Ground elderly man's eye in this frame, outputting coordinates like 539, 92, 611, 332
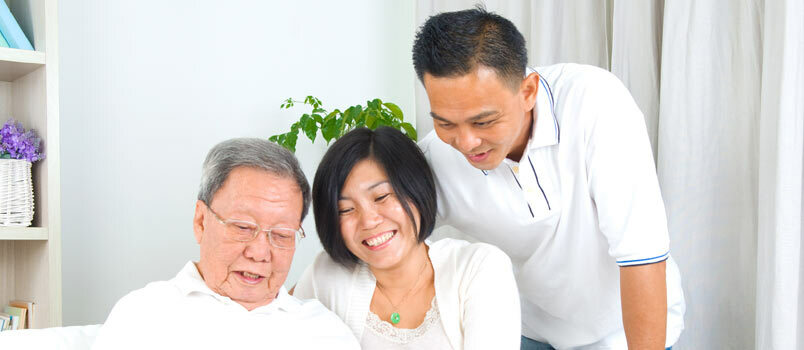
233, 223, 254, 231
273, 230, 294, 240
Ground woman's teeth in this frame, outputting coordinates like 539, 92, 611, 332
365, 232, 394, 247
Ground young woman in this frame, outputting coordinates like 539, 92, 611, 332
293, 127, 520, 349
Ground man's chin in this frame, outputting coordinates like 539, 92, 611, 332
465, 155, 501, 171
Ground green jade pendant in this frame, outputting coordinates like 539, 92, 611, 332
390, 312, 401, 324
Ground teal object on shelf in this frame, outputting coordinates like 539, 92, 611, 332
0, 1, 32, 50
0, 31, 9, 48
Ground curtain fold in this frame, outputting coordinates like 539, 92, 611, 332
657, 1, 762, 348
610, 1, 663, 161
415, 1, 802, 348
755, 0, 804, 349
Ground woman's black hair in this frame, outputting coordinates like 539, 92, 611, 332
312, 127, 437, 267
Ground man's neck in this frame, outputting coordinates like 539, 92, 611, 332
507, 108, 535, 162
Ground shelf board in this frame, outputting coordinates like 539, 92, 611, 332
0, 226, 48, 240
0, 47, 46, 82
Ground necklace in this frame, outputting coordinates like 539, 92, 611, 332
375, 258, 429, 325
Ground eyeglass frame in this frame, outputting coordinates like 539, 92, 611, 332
204, 202, 305, 250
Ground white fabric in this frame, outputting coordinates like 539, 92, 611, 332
658, 2, 762, 349
417, 1, 804, 348
91, 261, 359, 350
420, 64, 684, 349
294, 238, 521, 350
755, 1, 804, 349
0, 324, 102, 350
362, 298, 453, 349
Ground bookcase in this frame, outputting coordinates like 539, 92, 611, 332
0, 0, 61, 328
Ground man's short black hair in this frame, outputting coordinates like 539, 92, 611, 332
312, 127, 437, 267
412, 5, 528, 89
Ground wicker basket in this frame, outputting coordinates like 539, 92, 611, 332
0, 159, 34, 226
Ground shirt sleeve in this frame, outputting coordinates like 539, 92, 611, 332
583, 68, 670, 266
461, 244, 521, 350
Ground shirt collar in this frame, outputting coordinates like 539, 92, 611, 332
173, 261, 301, 313
526, 67, 561, 150
494, 68, 560, 172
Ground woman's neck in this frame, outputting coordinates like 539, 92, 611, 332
370, 243, 431, 292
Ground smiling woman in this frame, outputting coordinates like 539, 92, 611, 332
293, 127, 522, 349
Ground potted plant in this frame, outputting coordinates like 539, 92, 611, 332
0, 119, 45, 227
269, 96, 416, 152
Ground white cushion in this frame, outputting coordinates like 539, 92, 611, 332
0, 324, 101, 350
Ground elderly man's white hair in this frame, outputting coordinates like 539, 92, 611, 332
197, 138, 311, 220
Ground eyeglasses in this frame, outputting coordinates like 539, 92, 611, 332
205, 204, 305, 250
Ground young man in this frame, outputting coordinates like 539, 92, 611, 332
414, 8, 684, 350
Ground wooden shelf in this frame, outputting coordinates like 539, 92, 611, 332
0, 226, 48, 240
0, 47, 46, 82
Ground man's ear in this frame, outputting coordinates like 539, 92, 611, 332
520, 72, 540, 111
193, 200, 206, 244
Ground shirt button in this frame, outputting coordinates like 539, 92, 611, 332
512, 166, 519, 174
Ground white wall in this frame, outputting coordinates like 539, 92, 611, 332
59, 0, 416, 326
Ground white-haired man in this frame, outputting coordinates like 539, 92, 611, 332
92, 138, 359, 349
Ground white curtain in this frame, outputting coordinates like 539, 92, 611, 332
415, 1, 804, 348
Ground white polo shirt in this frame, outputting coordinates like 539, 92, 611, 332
420, 63, 685, 349
92, 261, 360, 350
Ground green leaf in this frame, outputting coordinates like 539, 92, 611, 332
345, 106, 362, 125
325, 110, 339, 122
285, 131, 298, 152
312, 113, 323, 124
367, 99, 381, 110
300, 114, 317, 142
383, 102, 403, 121
365, 111, 377, 129
355, 110, 367, 128
336, 117, 348, 138
401, 122, 417, 141
281, 98, 294, 109
321, 116, 338, 143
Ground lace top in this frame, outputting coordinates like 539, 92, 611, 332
360, 298, 454, 349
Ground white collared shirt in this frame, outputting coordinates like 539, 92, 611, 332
92, 261, 359, 350
420, 63, 685, 349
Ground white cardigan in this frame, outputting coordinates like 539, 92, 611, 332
294, 238, 521, 350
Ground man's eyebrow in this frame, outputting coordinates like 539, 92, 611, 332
338, 181, 389, 200
430, 110, 498, 123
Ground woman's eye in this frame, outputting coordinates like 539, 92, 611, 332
338, 208, 353, 215
376, 193, 391, 202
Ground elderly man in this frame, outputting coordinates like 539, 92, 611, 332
92, 138, 359, 349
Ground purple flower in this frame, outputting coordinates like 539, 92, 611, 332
0, 119, 45, 163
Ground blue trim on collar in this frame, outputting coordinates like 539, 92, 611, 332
535, 71, 560, 144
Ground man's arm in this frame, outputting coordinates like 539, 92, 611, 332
620, 260, 667, 349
